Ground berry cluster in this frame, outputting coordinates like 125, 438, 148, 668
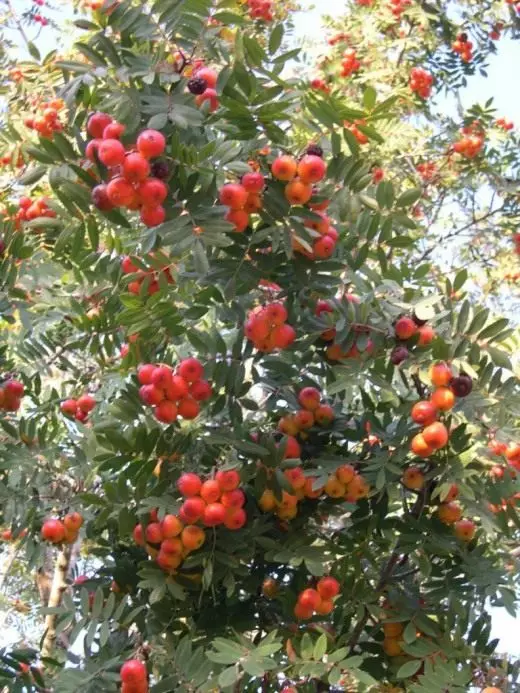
121, 255, 175, 296
453, 121, 484, 159
137, 358, 211, 424
219, 169, 265, 233
120, 660, 148, 693
310, 78, 330, 94
294, 576, 340, 620
416, 161, 438, 182
391, 314, 436, 365
437, 497, 476, 542
293, 209, 338, 260
86, 112, 168, 227
0, 378, 25, 413
340, 49, 361, 77
41, 513, 84, 544
259, 462, 370, 520
187, 66, 219, 112
244, 302, 296, 352
271, 152, 326, 205
278, 387, 335, 440
24, 99, 65, 138
387, 0, 411, 17
410, 362, 472, 458
496, 117, 514, 131
133, 509, 206, 573
246, 0, 274, 21
178, 470, 247, 529
60, 393, 96, 423
14, 196, 56, 229
409, 67, 434, 99
488, 437, 520, 473
452, 32, 473, 62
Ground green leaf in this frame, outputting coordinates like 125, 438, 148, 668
396, 659, 422, 679
313, 633, 327, 660
269, 24, 284, 54
396, 188, 422, 207
218, 666, 239, 687
363, 86, 377, 110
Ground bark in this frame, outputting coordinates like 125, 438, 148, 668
40, 545, 72, 659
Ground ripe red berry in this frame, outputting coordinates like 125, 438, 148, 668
97, 139, 126, 167
85, 139, 101, 162
177, 397, 200, 419
224, 507, 247, 530
177, 472, 202, 497
106, 177, 136, 207
102, 121, 125, 139
317, 576, 340, 599
314, 235, 336, 259
87, 112, 112, 139
123, 153, 150, 182
241, 172, 264, 193
138, 178, 168, 206
271, 324, 296, 349
140, 205, 166, 227
297, 154, 327, 183
225, 209, 249, 232
203, 502, 226, 526
77, 394, 96, 413
177, 357, 204, 383
165, 375, 189, 401
41, 519, 66, 544
298, 588, 321, 610
91, 184, 114, 211
219, 183, 248, 210
120, 660, 147, 684
194, 67, 218, 88
180, 497, 206, 522
215, 469, 241, 491
139, 384, 164, 406
5, 380, 24, 398
189, 379, 212, 401
154, 400, 178, 423
60, 399, 78, 416
136, 129, 166, 158
137, 363, 155, 384
394, 316, 417, 340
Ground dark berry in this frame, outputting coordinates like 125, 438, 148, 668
449, 375, 472, 397
0, 238, 5, 256
459, 32, 468, 42
390, 346, 409, 365
150, 160, 170, 180
91, 184, 114, 212
187, 77, 208, 95
305, 144, 323, 157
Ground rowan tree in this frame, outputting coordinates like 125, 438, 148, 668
0, 0, 519, 692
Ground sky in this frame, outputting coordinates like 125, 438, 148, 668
3, 0, 519, 669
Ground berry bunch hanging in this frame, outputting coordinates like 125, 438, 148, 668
60, 394, 96, 423
244, 302, 296, 352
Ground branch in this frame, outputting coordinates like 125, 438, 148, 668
5, 0, 31, 49
41, 545, 72, 659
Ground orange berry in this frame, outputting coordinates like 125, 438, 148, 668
271, 155, 297, 181
422, 421, 449, 450
437, 501, 462, 525
410, 433, 434, 458
402, 466, 425, 491
285, 180, 313, 205
430, 362, 453, 387
430, 387, 456, 412
297, 154, 326, 184
411, 401, 438, 426
336, 464, 355, 485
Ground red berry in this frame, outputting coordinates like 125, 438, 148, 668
123, 153, 150, 182
5, 379, 24, 398
194, 67, 218, 88
177, 397, 200, 419
241, 172, 264, 193
97, 139, 126, 167
60, 399, 78, 416
106, 177, 136, 207
139, 384, 164, 406
177, 472, 202, 497
87, 112, 112, 139
189, 380, 212, 401
219, 184, 248, 210
77, 394, 96, 413
102, 121, 125, 139
215, 469, 241, 491
91, 184, 114, 211
136, 129, 166, 158
203, 502, 226, 526
138, 178, 168, 206
137, 364, 155, 384
140, 205, 166, 227
120, 660, 147, 684
154, 400, 178, 423
317, 576, 340, 599
394, 316, 417, 340
177, 357, 204, 383
41, 519, 66, 544
165, 375, 189, 401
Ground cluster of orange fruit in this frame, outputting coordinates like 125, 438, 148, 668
41, 513, 83, 544
340, 49, 361, 77
294, 576, 341, 619
133, 509, 205, 574
452, 32, 474, 62
24, 98, 66, 139
218, 170, 264, 233
409, 67, 434, 99
410, 362, 472, 458
436, 494, 476, 543
121, 254, 175, 296
453, 121, 485, 159
259, 461, 370, 521
14, 196, 56, 230
244, 301, 296, 353
278, 387, 335, 438
271, 152, 326, 206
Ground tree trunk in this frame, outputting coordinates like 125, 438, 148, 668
40, 545, 72, 659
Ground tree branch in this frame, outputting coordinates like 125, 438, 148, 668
41, 545, 72, 659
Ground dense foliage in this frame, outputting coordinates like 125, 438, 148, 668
0, 0, 519, 692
